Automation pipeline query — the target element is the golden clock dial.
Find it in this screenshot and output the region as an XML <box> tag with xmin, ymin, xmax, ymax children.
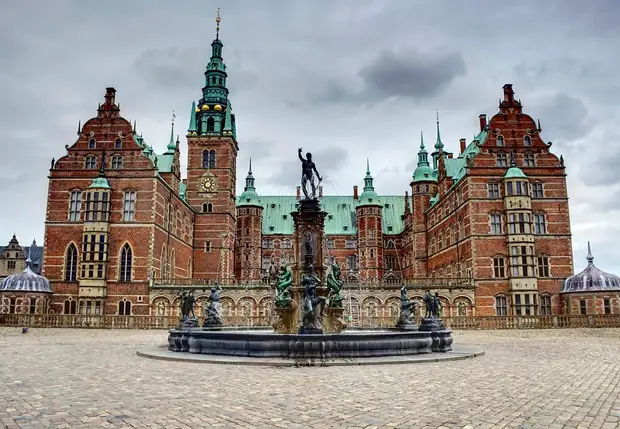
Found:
<box><xmin>199</xmin><ymin>177</ymin><xmax>215</xmax><ymax>193</ymax></box>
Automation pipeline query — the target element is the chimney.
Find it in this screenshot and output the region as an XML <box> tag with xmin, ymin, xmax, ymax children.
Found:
<box><xmin>296</xmin><ymin>186</ymin><xmax>301</xmax><ymax>200</ymax></box>
<box><xmin>459</xmin><ymin>138</ymin><xmax>467</xmax><ymax>154</ymax></box>
<box><xmin>104</xmin><ymin>87</ymin><xmax>116</xmax><ymax>106</ymax></box>
<box><xmin>502</xmin><ymin>84</ymin><xmax>514</xmax><ymax>102</ymax></box>
<box><xmin>353</xmin><ymin>185</ymin><xmax>359</xmax><ymax>200</ymax></box>
<box><xmin>318</xmin><ymin>186</ymin><xmax>323</xmax><ymax>198</ymax></box>
<box><xmin>479</xmin><ymin>114</ymin><xmax>487</xmax><ymax>131</ymax></box>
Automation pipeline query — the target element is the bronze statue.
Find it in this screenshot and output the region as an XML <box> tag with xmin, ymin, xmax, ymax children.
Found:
<box><xmin>203</xmin><ymin>284</ymin><xmax>223</xmax><ymax>326</ymax></box>
<box><xmin>432</xmin><ymin>292</ymin><xmax>443</xmax><ymax>317</ymax></box>
<box><xmin>178</xmin><ymin>290</ymin><xmax>197</xmax><ymax>321</ymax></box>
<box><xmin>274</xmin><ymin>265</ymin><xmax>293</xmax><ymax>308</ymax></box>
<box><xmin>298</xmin><ymin>147</ymin><xmax>322</xmax><ymax>200</ymax></box>
<box><xmin>300</xmin><ymin>264</ymin><xmax>326</xmax><ymax>333</ymax></box>
<box><xmin>423</xmin><ymin>291</ymin><xmax>434</xmax><ymax>318</ymax></box>
<box><xmin>325</xmin><ymin>261</ymin><xmax>344</xmax><ymax>308</ymax></box>
<box><xmin>304</xmin><ymin>232</ymin><xmax>313</xmax><ymax>257</ymax></box>
<box><xmin>397</xmin><ymin>285</ymin><xmax>417</xmax><ymax>326</ymax></box>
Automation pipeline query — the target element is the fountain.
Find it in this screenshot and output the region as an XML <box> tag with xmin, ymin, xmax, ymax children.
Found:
<box><xmin>163</xmin><ymin>148</ymin><xmax>465</xmax><ymax>363</ymax></box>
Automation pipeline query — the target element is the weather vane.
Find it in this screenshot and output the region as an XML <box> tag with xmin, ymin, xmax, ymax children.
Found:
<box><xmin>172</xmin><ymin>110</ymin><xmax>176</xmax><ymax>125</ymax></box>
<box><xmin>216</xmin><ymin>8</ymin><xmax>221</xmax><ymax>38</ymax></box>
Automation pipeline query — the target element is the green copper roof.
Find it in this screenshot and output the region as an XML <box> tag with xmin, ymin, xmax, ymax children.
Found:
<box><xmin>412</xmin><ymin>131</ymin><xmax>436</xmax><ymax>183</ymax></box>
<box><xmin>88</xmin><ymin>176</ymin><xmax>110</xmax><ymax>189</ymax></box>
<box><xmin>504</xmin><ymin>151</ymin><xmax>527</xmax><ymax>179</ymax></box>
<box><xmin>238</xmin><ymin>159</ymin><xmax>260</xmax><ymax>206</ymax></box>
<box><xmin>166</xmin><ymin>122</ymin><xmax>176</xmax><ymax>152</ymax></box>
<box><xmin>180</xmin><ymin>182</ymin><xmax>187</xmax><ymax>202</ymax></box>
<box><xmin>358</xmin><ymin>159</ymin><xmax>380</xmax><ymax>206</ymax></box>
<box><xmin>188</xmin><ymin>101</ymin><xmax>197</xmax><ymax>134</ymax></box>
<box><xmin>434</xmin><ymin>115</ymin><xmax>444</xmax><ymax>150</ymax></box>
<box><xmin>237</xmin><ymin>195</ymin><xmax>411</xmax><ymax>236</ymax></box>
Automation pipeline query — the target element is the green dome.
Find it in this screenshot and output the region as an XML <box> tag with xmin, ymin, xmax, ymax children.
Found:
<box><xmin>88</xmin><ymin>176</ymin><xmax>110</xmax><ymax>189</ymax></box>
<box><xmin>238</xmin><ymin>159</ymin><xmax>261</xmax><ymax>207</ymax></box>
<box><xmin>412</xmin><ymin>131</ymin><xmax>437</xmax><ymax>183</ymax></box>
<box><xmin>357</xmin><ymin>159</ymin><xmax>381</xmax><ymax>207</ymax></box>
<box><xmin>504</xmin><ymin>165</ymin><xmax>527</xmax><ymax>179</ymax></box>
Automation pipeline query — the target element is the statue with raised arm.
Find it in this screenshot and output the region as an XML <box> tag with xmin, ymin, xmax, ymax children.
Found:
<box><xmin>298</xmin><ymin>147</ymin><xmax>322</xmax><ymax>200</ymax></box>
<box><xmin>326</xmin><ymin>261</ymin><xmax>344</xmax><ymax>308</ymax></box>
<box><xmin>274</xmin><ymin>265</ymin><xmax>293</xmax><ymax>308</ymax></box>
<box><xmin>203</xmin><ymin>284</ymin><xmax>223</xmax><ymax>327</ymax></box>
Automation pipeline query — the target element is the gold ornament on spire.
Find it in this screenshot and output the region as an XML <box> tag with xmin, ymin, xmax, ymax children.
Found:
<box><xmin>216</xmin><ymin>8</ymin><xmax>221</xmax><ymax>38</ymax></box>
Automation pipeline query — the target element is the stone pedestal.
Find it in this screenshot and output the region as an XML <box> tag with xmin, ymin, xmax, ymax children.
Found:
<box><xmin>179</xmin><ymin>317</ymin><xmax>199</xmax><ymax>329</ymax></box>
<box><xmin>324</xmin><ymin>307</ymin><xmax>347</xmax><ymax>334</ymax></box>
<box><xmin>291</xmin><ymin>198</ymin><xmax>328</xmax><ymax>283</ymax></box>
<box><xmin>419</xmin><ymin>317</ymin><xmax>453</xmax><ymax>352</ymax></box>
<box><xmin>273</xmin><ymin>302</ymin><xmax>299</xmax><ymax>334</ymax></box>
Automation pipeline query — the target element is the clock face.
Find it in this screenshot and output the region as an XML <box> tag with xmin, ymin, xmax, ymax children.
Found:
<box><xmin>199</xmin><ymin>177</ymin><xmax>215</xmax><ymax>193</ymax></box>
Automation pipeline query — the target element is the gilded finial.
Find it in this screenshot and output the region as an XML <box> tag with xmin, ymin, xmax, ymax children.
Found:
<box><xmin>172</xmin><ymin>110</ymin><xmax>176</xmax><ymax>125</ymax></box>
<box><xmin>216</xmin><ymin>8</ymin><xmax>221</xmax><ymax>39</ymax></box>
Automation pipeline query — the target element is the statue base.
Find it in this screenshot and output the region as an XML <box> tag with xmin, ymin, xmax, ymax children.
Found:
<box><xmin>179</xmin><ymin>317</ymin><xmax>199</xmax><ymax>329</ymax></box>
<box><xmin>419</xmin><ymin>318</ymin><xmax>452</xmax><ymax>352</ymax></box>
<box><xmin>393</xmin><ymin>322</ymin><xmax>419</xmax><ymax>331</ymax></box>
<box><xmin>298</xmin><ymin>198</ymin><xmax>321</xmax><ymax>212</ymax></box>
<box><xmin>298</xmin><ymin>326</ymin><xmax>324</xmax><ymax>335</ymax></box>
<box><xmin>202</xmin><ymin>317</ymin><xmax>223</xmax><ymax>328</ymax></box>
<box><xmin>273</xmin><ymin>305</ymin><xmax>298</xmax><ymax>334</ymax></box>
<box><xmin>324</xmin><ymin>307</ymin><xmax>347</xmax><ymax>334</ymax></box>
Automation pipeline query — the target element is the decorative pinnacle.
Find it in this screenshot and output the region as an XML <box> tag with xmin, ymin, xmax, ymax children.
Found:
<box><xmin>216</xmin><ymin>8</ymin><xmax>221</xmax><ymax>39</ymax></box>
<box><xmin>509</xmin><ymin>150</ymin><xmax>516</xmax><ymax>167</ymax></box>
<box><xmin>366</xmin><ymin>158</ymin><xmax>370</xmax><ymax>175</ymax></box>
<box><xmin>249</xmin><ymin>157</ymin><xmax>252</xmax><ymax>175</ymax></box>
<box><xmin>587</xmin><ymin>241</ymin><xmax>594</xmax><ymax>264</ymax></box>
<box><xmin>420</xmin><ymin>131</ymin><xmax>425</xmax><ymax>149</ymax></box>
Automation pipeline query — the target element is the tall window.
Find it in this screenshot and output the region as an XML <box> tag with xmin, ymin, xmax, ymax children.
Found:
<box><xmin>493</xmin><ymin>256</ymin><xmax>506</xmax><ymax>278</ymax></box>
<box><xmin>115</xmin><ymin>138</ymin><xmax>122</xmax><ymax>149</ymax></box>
<box><xmin>532</xmin><ymin>183</ymin><xmax>544</xmax><ymax>198</ymax></box>
<box><xmin>347</xmin><ymin>255</ymin><xmax>358</xmax><ymax>271</ymax></box>
<box><xmin>510</xmin><ymin>245</ymin><xmax>534</xmax><ymax>277</ymax></box>
<box><xmin>119</xmin><ymin>244</ymin><xmax>132</xmax><ymax>282</ymax></box>
<box><xmin>537</xmin><ymin>254</ymin><xmax>550</xmax><ymax>277</ymax></box>
<box><xmin>490</xmin><ymin>214</ymin><xmax>502</xmax><ymax>234</ymax></box>
<box><xmin>123</xmin><ymin>191</ymin><xmax>136</xmax><ymax>221</ymax></box>
<box><xmin>111</xmin><ymin>155</ymin><xmax>123</xmax><ymax>169</ymax></box>
<box><xmin>118</xmin><ymin>299</ymin><xmax>131</xmax><ymax>316</ymax></box>
<box><xmin>495</xmin><ymin>295</ymin><xmax>508</xmax><ymax>316</ymax></box>
<box><xmin>580</xmin><ymin>299</ymin><xmax>587</xmax><ymax>315</ymax></box>
<box><xmin>385</xmin><ymin>255</ymin><xmax>396</xmax><ymax>271</ymax></box>
<box><xmin>540</xmin><ymin>295</ymin><xmax>552</xmax><ymax>315</ymax></box>
<box><xmin>65</xmin><ymin>244</ymin><xmax>78</xmax><ymax>281</ymax></box>
<box><xmin>206</xmin><ymin>117</ymin><xmax>215</xmax><ymax>132</ymax></box>
<box><xmin>603</xmin><ymin>298</ymin><xmax>611</xmax><ymax>315</ymax></box>
<box><xmin>534</xmin><ymin>214</ymin><xmax>546</xmax><ymax>234</ymax></box>
<box><xmin>85</xmin><ymin>155</ymin><xmax>97</xmax><ymax>169</ymax></box>
<box><xmin>205</xmin><ymin>241</ymin><xmax>212</xmax><ymax>252</ymax></box>
<box><xmin>63</xmin><ymin>299</ymin><xmax>77</xmax><ymax>315</ymax></box>
<box><xmin>7</xmin><ymin>260</ymin><xmax>16</xmax><ymax>269</ymax></box>
<box><xmin>487</xmin><ymin>182</ymin><xmax>500</xmax><ymax>198</ymax></box>
<box><xmin>523</xmin><ymin>152</ymin><xmax>535</xmax><ymax>167</ymax></box>
<box><xmin>80</xmin><ymin>233</ymin><xmax>108</xmax><ymax>279</ymax></box>
<box><xmin>84</xmin><ymin>191</ymin><xmax>110</xmax><ymax>222</ymax></box>
<box><xmin>523</xmin><ymin>136</ymin><xmax>532</xmax><ymax>146</ymax></box>
<box><xmin>88</xmin><ymin>138</ymin><xmax>96</xmax><ymax>149</ymax></box>
<box><xmin>496</xmin><ymin>136</ymin><xmax>505</xmax><ymax>147</ymax></box>
<box><xmin>69</xmin><ymin>190</ymin><xmax>82</xmax><ymax>221</ymax></box>
<box><xmin>508</xmin><ymin>213</ymin><xmax>531</xmax><ymax>234</ymax></box>
<box><xmin>202</xmin><ymin>150</ymin><xmax>216</xmax><ymax>168</ymax></box>
<box><xmin>496</xmin><ymin>152</ymin><xmax>507</xmax><ymax>167</ymax></box>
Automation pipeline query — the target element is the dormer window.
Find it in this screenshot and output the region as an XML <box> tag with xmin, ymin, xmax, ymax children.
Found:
<box><xmin>385</xmin><ymin>203</ymin><xmax>391</xmax><ymax>209</ymax></box>
<box><xmin>343</xmin><ymin>225</ymin><xmax>349</xmax><ymax>231</ymax></box>
<box><xmin>269</xmin><ymin>225</ymin><xmax>275</xmax><ymax>231</ymax></box>
<box><xmin>88</xmin><ymin>138</ymin><xmax>96</xmax><ymax>149</ymax></box>
<box><xmin>111</xmin><ymin>155</ymin><xmax>123</xmax><ymax>169</ymax></box>
<box><xmin>85</xmin><ymin>155</ymin><xmax>97</xmax><ymax>169</ymax></box>
<box><xmin>496</xmin><ymin>136</ymin><xmax>505</xmax><ymax>147</ymax></box>
<box><xmin>270</xmin><ymin>204</ymin><xmax>276</xmax><ymax>209</ymax></box>
<box><xmin>523</xmin><ymin>136</ymin><xmax>532</xmax><ymax>146</ymax></box>
<box><xmin>282</xmin><ymin>214</ymin><xmax>287</xmax><ymax>220</ymax></box>
<box><xmin>115</xmin><ymin>138</ymin><xmax>122</xmax><ymax>149</ymax></box>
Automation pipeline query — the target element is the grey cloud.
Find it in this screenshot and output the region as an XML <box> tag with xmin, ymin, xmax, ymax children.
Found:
<box><xmin>136</xmin><ymin>47</ymin><xmax>204</xmax><ymax>90</ymax></box>
<box><xmin>307</xmin><ymin>49</ymin><xmax>466</xmax><ymax>105</ymax></box>
<box><xmin>533</xmin><ymin>93</ymin><xmax>590</xmax><ymax>143</ymax></box>
<box><xmin>582</xmin><ymin>148</ymin><xmax>620</xmax><ymax>186</ymax></box>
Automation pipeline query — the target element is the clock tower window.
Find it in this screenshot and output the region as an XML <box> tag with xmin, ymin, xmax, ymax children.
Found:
<box><xmin>202</xmin><ymin>150</ymin><xmax>216</xmax><ymax>169</ymax></box>
<box><xmin>202</xmin><ymin>202</ymin><xmax>214</xmax><ymax>213</ymax></box>
<box><xmin>207</xmin><ymin>117</ymin><xmax>215</xmax><ymax>132</ymax></box>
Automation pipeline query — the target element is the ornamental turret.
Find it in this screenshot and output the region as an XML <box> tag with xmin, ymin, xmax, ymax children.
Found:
<box><xmin>503</xmin><ymin>150</ymin><xmax>538</xmax><ymax>314</ymax></box>
<box><xmin>235</xmin><ymin>159</ymin><xmax>263</xmax><ymax>281</ymax></box>
<box><xmin>355</xmin><ymin>160</ymin><xmax>383</xmax><ymax>281</ymax></box>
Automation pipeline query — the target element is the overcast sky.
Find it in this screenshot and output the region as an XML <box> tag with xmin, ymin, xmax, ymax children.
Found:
<box><xmin>1</xmin><ymin>0</ymin><xmax>619</xmax><ymax>275</ymax></box>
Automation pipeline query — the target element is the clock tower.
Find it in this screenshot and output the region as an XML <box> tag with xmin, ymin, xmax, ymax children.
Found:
<box><xmin>186</xmin><ymin>10</ymin><xmax>238</xmax><ymax>280</ymax></box>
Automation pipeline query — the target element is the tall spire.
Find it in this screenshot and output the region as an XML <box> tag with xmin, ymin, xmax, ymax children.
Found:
<box><xmin>587</xmin><ymin>241</ymin><xmax>594</xmax><ymax>264</ymax></box>
<box><xmin>167</xmin><ymin>111</ymin><xmax>176</xmax><ymax>152</ymax></box>
<box><xmin>434</xmin><ymin>110</ymin><xmax>444</xmax><ymax>150</ymax></box>
<box><xmin>363</xmin><ymin>159</ymin><xmax>374</xmax><ymax>191</ymax></box>
<box><xmin>188</xmin><ymin>101</ymin><xmax>197</xmax><ymax>135</ymax></box>
<box><xmin>238</xmin><ymin>157</ymin><xmax>260</xmax><ymax>206</ymax></box>
<box><xmin>216</xmin><ymin>7</ymin><xmax>221</xmax><ymax>40</ymax></box>
<box><xmin>412</xmin><ymin>130</ymin><xmax>435</xmax><ymax>183</ymax></box>
<box><xmin>244</xmin><ymin>158</ymin><xmax>255</xmax><ymax>191</ymax></box>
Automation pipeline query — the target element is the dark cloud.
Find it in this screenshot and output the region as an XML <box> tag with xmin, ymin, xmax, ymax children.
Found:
<box><xmin>136</xmin><ymin>47</ymin><xmax>204</xmax><ymax>89</ymax></box>
<box><xmin>582</xmin><ymin>146</ymin><xmax>620</xmax><ymax>186</ymax></box>
<box><xmin>532</xmin><ymin>93</ymin><xmax>590</xmax><ymax>143</ymax></box>
<box><xmin>307</xmin><ymin>49</ymin><xmax>466</xmax><ymax>105</ymax></box>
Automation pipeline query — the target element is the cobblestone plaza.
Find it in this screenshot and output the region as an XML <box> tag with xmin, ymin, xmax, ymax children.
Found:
<box><xmin>1</xmin><ymin>328</ymin><xmax>620</xmax><ymax>429</ymax></box>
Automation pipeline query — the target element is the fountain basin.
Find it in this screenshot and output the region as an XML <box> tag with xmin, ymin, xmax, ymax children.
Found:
<box><xmin>167</xmin><ymin>328</ymin><xmax>447</xmax><ymax>359</ymax></box>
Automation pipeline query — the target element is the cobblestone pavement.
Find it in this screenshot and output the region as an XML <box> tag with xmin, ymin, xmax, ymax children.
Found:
<box><xmin>1</xmin><ymin>328</ymin><xmax>620</xmax><ymax>429</ymax></box>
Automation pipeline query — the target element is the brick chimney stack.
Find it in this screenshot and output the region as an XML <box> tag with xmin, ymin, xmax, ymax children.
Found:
<box><xmin>460</xmin><ymin>138</ymin><xmax>467</xmax><ymax>153</ymax></box>
<box><xmin>104</xmin><ymin>87</ymin><xmax>116</xmax><ymax>106</ymax></box>
<box><xmin>353</xmin><ymin>185</ymin><xmax>358</xmax><ymax>200</ymax></box>
<box><xmin>479</xmin><ymin>114</ymin><xmax>487</xmax><ymax>131</ymax></box>
<box><xmin>503</xmin><ymin>84</ymin><xmax>514</xmax><ymax>102</ymax></box>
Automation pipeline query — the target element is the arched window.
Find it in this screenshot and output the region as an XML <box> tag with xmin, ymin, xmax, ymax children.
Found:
<box><xmin>118</xmin><ymin>299</ymin><xmax>131</xmax><ymax>315</ymax></box>
<box><xmin>206</xmin><ymin>117</ymin><xmax>215</xmax><ymax>132</ymax></box>
<box><xmin>65</xmin><ymin>243</ymin><xmax>78</xmax><ymax>281</ymax></box>
<box><xmin>169</xmin><ymin>249</ymin><xmax>175</xmax><ymax>279</ymax></box>
<box><xmin>523</xmin><ymin>136</ymin><xmax>532</xmax><ymax>146</ymax></box>
<box><xmin>496</xmin><ymin>136</ymin><xmax>504</xmax><ymax>147</ymax></box>
<box><xmin>85</xmin><ymin>155</ymin><xmax>97</xmax><ymax>169</ymax></box>
<box><xmin>119</xmin><ymin>243</ymin><xmax>132</xmax><ymax>282</ymax></box>
<box><xmin>202</xmin><ymin>202</ymin><xmax>213</xmax><ymax>213</ymax></box>
<box><xmin>88</xmin><ymin>138</ymin><xmax>96</xmax><ymax>149</ymax></box>
<box><xmin>111</xmin><ymin>155</ymin><xmax>123</xmax><ymax>169</ymax></box>
<box><xmin>63</xmin><ymin>298</ymin><xmax>77</xmax><ymax>314</ymax></box>
<box><xmin>115</xmin><ymin>138</ymin><xmax>122</xmax><ymax>149</ymax></box>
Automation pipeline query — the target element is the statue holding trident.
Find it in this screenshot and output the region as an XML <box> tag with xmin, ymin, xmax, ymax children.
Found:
<box><xmin>298</xmin><ymin>147</ymin><xmax>323</xmax><ymax>200</ymax></box>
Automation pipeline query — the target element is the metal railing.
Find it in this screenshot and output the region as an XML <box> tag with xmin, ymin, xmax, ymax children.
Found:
<box><xmin>2</xmin><ymin>314</ymin><xmax>620</xmax><ymax>330</ymax></box>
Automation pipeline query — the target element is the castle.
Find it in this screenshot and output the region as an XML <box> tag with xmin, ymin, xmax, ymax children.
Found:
<box><xmin>40</xmin><ymin>19</ymin><xmax>573</xmax><ymax>320</ymax></box>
